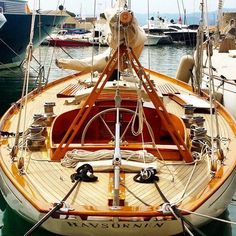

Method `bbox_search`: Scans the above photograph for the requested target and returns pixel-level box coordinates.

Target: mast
[127,0,131,9]
[112,90,122,207]
[215,0,223,43]
[180,0,186,25]
[195,0,204,95]
[183,8,186,25]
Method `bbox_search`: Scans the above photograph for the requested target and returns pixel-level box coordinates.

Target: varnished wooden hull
[1,66,236,235]
[0,163,236,236]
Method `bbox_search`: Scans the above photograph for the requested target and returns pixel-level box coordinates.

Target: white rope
[178,208,236,225]
[15,0,37,173]
[61,149,156,168]
[141,110,176,181]
[131,90,144,136]
[179,160,198,200]
[123,25,147,164]
[12,0,39,154]
[173,164,210,206]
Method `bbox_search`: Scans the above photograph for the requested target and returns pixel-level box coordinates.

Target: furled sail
[55,0,147,73]
[56,48,112,73]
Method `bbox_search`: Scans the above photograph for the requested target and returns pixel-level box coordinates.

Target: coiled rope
[61,149,156,168]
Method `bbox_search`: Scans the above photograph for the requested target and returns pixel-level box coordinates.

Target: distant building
[221,12,236,29]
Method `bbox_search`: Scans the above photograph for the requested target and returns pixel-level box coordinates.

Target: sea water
[0,44,236,235]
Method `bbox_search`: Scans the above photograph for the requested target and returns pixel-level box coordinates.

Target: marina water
[0,44,236,235]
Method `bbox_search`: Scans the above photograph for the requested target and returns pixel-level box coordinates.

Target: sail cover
[56,0,147,73]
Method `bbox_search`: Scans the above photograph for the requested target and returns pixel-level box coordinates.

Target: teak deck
[0,69,236,217]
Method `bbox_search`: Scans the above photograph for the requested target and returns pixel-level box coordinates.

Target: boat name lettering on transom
[66,222,164,228]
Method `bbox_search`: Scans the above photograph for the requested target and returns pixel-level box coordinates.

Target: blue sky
[28,0,236,15]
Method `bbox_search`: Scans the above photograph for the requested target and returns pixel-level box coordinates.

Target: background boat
[44,28,108,47]
[142,16,198,45]
[145,34,173,46]
[46,32,93,47]
[164,24,198,45]
[0,0,67,70]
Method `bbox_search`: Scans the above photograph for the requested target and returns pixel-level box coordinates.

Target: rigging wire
[38,0,42,66]
[202,75,236,94]
[12,0,37,174]
[147,0,151,72]
[204,0,224,169]
[117,0,121,85]
[168,206,204,236]
[119,20,154,170]
[120,183,150,206]
[44,0,66,84]
[0,38,25,61]
[195,0,204,94]
[178,208,236,226]
[19,3,37,170]
[0,38,38,74]
[154,181,206,236]
[90,0,97,83]
[41,27,73,59]
[0,61,26,76]
[141,110,176,182]
[207,39,224,160]
[34,2,45,93]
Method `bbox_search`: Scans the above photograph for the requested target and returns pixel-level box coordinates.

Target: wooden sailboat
[1,1,236,236]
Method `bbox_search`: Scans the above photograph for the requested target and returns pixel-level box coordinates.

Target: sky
[28,0,236,15]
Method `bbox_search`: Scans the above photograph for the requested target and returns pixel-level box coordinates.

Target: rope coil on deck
[61,149,156,168]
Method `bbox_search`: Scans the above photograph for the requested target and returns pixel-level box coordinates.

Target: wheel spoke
[99,115,115,140]
[120,114,134,141]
